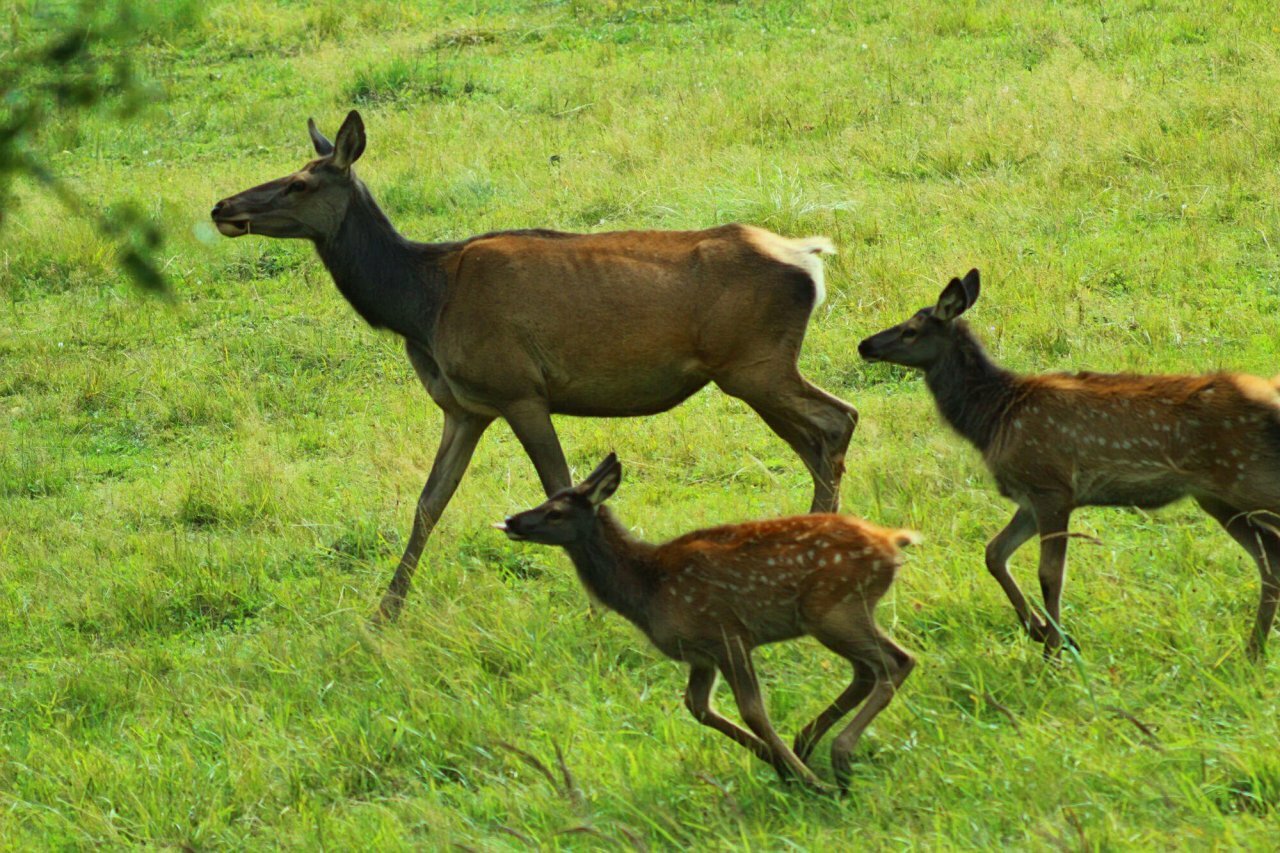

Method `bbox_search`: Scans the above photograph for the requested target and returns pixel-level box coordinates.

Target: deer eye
[901,328,919,342]
[285,180,308,194]
[545,509,564,522]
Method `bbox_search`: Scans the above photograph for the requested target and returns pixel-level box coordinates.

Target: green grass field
[4,0,1280,847]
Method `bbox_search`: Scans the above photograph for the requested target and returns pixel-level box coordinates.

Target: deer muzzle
[210,200,251,237]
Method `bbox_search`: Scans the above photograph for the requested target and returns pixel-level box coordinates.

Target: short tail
[793,236,836,256]
[742,227,837,309]
[783,236,836,308]
[892,529,923,549]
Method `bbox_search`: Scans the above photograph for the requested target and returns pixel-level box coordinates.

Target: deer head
[857,268,981,369]
[497,454,623,545]
[210,110,367,241]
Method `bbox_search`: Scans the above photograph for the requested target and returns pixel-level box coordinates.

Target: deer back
[989,371,1280,509]
[430,225,829,408]
[643,515,918,654]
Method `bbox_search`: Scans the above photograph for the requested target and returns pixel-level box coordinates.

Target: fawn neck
[562,507,660,629]
[314,179,450,344]
[924,321,1019,452]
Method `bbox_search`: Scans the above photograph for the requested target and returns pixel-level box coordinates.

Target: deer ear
[307,117,334,156]
[579,453,622,507]
[935,274,975,322]
[961,268,981,306]
[331,110,366,169]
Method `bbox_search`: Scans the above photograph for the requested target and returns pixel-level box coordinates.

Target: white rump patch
[743,226,837,309]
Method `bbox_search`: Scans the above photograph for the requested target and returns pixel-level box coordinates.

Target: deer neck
[924,321,1019,453]
[563,507,659,629]
[314,180,446,345]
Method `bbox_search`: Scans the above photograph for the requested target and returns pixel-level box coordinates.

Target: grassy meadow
[5,0,1280,847]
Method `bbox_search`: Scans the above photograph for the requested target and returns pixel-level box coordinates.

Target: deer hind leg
[715,366,858,514]
[828,632,914,790]
[376,410,493,623]
[502,400,574,496]
[1029,501,1074,657]
[1195,497,1280,661]
[985,507,1051,641]
[683,664,774,765]
[716,640,826,790]
[792,657,876,765]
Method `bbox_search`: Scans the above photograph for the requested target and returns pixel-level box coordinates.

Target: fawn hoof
[831,754,852,793]
[370,593,405,628]
[792,733,817,765]
[1040,632,1079,660]
[774,761,828,793]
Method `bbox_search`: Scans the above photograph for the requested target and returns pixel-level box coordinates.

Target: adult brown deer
[858,269,1280,659]
[211,110,858,622]
[497,453,917,790]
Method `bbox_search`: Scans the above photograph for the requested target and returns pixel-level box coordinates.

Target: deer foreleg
[718,642,825,790]
[376,411,493,623]
[985,507,1048,640]
[684,665,774,764]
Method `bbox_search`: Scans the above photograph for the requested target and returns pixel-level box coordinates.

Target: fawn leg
[683,665,774,765]
[717,643,825,789]
[1031,501,1074,656]
[829,635,914,790]
[1196,498,1280,661]
[985,507,1050,641]
[793,659,875,764]
[376,410,493,623]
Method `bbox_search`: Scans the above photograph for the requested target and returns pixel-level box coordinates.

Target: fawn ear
[331,110,366,169]
[935,271,978,322]
[961,268,981,306]
[579,453,622,507]
[307,117,334,156]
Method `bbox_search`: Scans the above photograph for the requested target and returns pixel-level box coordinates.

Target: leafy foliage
[1,1,197,292]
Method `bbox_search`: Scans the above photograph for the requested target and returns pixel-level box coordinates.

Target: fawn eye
[285,180,307,194]
[901,328,919,341]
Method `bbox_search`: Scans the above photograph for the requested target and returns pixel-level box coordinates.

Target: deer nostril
[211,202,225,218]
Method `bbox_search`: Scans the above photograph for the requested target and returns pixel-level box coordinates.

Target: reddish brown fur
[640,515,911,656]
[502,458,917,789]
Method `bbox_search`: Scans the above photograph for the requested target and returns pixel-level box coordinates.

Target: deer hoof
[1026,618,1052,643]
[792,733,817,764]
[370,594,404,628]
[1040,633,1079,661]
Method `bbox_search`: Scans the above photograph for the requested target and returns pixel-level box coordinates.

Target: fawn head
[498,454,623,545]
[858,269,981,369]
[211,110,367,241]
